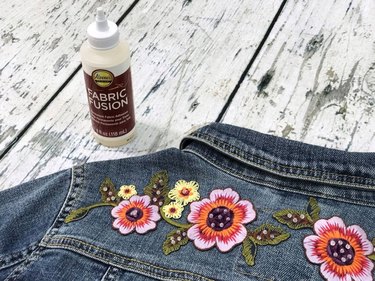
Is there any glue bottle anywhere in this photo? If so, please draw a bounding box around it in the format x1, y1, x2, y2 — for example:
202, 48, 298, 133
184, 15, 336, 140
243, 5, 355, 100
80, 7, 135, 147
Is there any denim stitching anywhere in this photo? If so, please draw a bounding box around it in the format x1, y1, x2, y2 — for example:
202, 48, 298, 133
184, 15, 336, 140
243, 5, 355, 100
0, 242, 38, 270
40, 235, 214, 281
186, 148, 375, 207
101, 266, 120, 281
195, 133, 375, 187
183, 149, 375, 208
3, 168, 81, 280
187, 133, 375, 189
101, 266, 112, 281
43, 241, 204, 281
204, 132, 375, 185
192, 132, 368, 179
122, 267, 191, 281
4, 246, 44, 281
44, 165, 85, 238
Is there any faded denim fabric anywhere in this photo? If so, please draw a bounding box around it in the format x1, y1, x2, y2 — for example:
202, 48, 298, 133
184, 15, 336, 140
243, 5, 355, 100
0, 123, 374, 281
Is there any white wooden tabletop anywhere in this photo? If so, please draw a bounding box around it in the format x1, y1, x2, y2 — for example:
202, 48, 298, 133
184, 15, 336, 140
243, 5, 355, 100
1, 0, 374, 190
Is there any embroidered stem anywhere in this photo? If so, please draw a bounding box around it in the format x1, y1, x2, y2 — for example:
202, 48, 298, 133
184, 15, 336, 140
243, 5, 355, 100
160, 208, 192, 229
65, 202, 117, 223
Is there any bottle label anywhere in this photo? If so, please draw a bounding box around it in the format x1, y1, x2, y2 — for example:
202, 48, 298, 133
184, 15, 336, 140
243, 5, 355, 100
83, 67, 135, 138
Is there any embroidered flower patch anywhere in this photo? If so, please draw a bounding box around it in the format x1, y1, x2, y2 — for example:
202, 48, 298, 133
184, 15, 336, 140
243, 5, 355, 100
160, 179, 200, 219
274, 198, 375, 281
65, 171, 290, 267
168, 180, 200, 206
187, 188, 255, 252
118, 185, 137, 200
162, 201, 184, 219
304, 217, 374, 281
112, 195, 160, 234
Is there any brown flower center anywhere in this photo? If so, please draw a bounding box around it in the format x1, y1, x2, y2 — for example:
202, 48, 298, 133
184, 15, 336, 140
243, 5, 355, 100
126, 207, 143, 222
170, 207, 176, 213
327, 239, 355, 266
206, 206, 234, 231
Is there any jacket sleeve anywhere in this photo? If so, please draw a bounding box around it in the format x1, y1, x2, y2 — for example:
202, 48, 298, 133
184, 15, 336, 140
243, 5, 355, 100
0, 168, 72, 278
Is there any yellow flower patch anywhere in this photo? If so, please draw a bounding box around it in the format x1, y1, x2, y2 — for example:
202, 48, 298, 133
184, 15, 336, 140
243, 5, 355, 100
163, 202, 184, 219
118, 185, 137, 200
168, 180, 200, 206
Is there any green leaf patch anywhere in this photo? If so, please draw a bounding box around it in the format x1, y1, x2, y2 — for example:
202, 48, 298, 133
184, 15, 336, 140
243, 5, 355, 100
162, 227, 189, 255
369, 238, 375, 261
65, 207, 91, 223
248, 224, 290, 246
100, 177, 120, 204
144, 171, 169, 207
242, 238, 257, 266
273, 209, 313, 229
307, 197, 320, 222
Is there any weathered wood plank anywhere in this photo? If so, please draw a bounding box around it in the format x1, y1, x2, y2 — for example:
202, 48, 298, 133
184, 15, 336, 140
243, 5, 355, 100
0, 0, 137, 155
0, 0, 283, 190
222, 0, 375, 152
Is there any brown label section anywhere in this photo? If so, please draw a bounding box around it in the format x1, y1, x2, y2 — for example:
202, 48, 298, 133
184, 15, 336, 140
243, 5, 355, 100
84, 68, 135, 138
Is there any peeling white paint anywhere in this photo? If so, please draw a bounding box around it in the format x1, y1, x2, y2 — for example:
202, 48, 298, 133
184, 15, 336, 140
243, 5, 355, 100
223, 0, 375, 152
0, 0, 282, 189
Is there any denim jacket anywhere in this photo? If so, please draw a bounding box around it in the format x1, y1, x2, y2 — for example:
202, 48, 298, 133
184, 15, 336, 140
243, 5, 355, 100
1, 123, 374, 281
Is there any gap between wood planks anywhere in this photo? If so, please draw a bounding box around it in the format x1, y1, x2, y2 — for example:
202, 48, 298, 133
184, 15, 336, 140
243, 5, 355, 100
0, 0, 141, 161
216, 0, 288, 122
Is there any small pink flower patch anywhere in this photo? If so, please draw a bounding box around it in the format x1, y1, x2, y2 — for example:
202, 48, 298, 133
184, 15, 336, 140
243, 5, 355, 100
111, 195, 161, 235
303, 217, 374, 281
187, 188, 256, 252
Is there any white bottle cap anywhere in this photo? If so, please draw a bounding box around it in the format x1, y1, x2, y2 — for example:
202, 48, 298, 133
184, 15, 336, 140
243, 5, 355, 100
87, 7, 119, 49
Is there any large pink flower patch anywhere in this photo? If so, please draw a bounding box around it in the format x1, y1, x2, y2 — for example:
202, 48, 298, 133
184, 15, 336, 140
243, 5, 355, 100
303, 217, 374, 281
111, 195, 161, 235
187, 188, 256, 252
